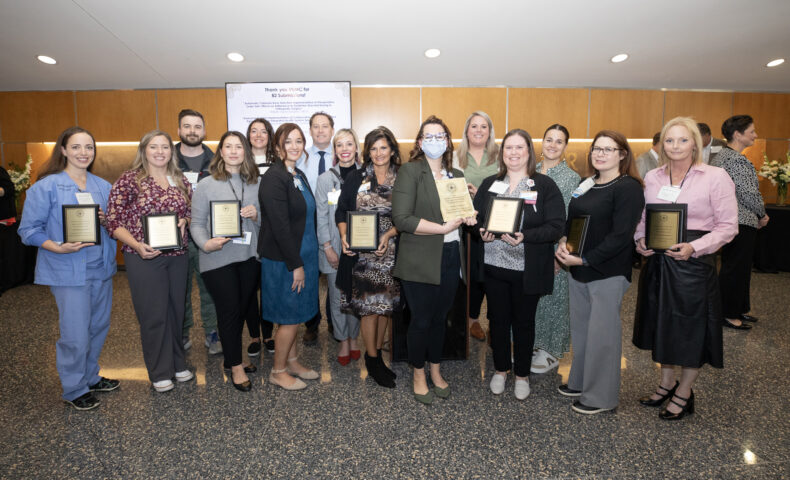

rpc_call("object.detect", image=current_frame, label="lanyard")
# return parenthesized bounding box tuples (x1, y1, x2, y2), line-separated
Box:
(228, 178, 244, 202)
(668, 163, 692, 189)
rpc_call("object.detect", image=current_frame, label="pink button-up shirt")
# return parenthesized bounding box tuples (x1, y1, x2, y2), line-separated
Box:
(635, 163, 738, 257)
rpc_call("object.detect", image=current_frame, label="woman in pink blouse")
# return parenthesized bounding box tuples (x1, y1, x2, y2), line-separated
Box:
(632, 117, 738, 420)
(106, 130, 194, 393)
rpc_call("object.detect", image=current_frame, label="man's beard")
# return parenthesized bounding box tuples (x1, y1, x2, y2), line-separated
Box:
(180, 134, 204, 147)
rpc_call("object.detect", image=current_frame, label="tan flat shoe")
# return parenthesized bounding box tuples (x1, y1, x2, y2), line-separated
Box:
(269, 368, 307, 390)
(470, 321, 486, 341)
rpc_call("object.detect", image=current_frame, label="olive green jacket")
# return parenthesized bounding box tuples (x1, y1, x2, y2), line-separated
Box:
(392, 158, 467, 285)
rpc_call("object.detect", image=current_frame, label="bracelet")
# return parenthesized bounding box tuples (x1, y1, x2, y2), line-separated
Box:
(323, 244, 333, 250)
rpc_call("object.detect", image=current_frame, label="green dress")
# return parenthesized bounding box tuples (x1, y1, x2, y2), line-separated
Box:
(533, 161, 580, 357)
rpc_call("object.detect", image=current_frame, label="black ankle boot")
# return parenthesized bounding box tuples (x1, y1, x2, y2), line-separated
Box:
(377, 349, 396, 379)
(365, 353, 395, 388)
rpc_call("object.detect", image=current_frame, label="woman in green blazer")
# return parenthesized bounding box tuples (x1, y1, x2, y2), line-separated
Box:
(392, 116, 477, 405)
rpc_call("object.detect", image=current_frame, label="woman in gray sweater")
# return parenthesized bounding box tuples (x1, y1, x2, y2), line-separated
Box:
(190, 131, 261, 392)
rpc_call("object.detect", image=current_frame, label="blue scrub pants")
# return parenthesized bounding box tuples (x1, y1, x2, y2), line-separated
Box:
(50, 276, 113, 401)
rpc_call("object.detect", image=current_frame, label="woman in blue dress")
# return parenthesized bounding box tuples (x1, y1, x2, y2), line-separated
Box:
(258, 123, 320, 390)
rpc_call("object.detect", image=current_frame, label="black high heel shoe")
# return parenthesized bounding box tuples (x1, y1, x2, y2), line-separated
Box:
(659, 390, 695, 420)
(639, 381, 678, 407)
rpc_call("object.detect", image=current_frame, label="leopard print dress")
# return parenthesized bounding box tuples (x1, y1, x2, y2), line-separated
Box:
(340, 172, 402, 317)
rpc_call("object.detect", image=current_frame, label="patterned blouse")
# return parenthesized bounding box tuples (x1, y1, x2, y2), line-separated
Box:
(106, 170, 192, 256)
(711, 147, 766, 228)
(483, 175, 533, 271)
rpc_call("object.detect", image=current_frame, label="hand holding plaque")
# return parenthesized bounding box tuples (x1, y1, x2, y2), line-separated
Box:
(645, 204, 687, 252)
(484, 197, 523, 237)
(143, 212, 182, 251)
(62, 204, 101, 245)
(565, 215, 590, 256)
(436, 178, 475, 222)
(210, 200, 242, 238)
(347, 211, 379, 251)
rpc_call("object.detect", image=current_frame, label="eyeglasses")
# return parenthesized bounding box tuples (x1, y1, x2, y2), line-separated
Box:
(423, 133, 447, 141)
(591, 146, 621, 155)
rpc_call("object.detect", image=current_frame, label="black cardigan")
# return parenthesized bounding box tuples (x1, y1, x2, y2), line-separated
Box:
(472, 173, 566, 296)
(257, 161, 314, 271)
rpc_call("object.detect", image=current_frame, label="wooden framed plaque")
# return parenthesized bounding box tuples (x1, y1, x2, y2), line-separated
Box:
(143, 212, 182, 251)
(347, 211, 379, 251)
(484, 197, 523, 237)
(62, 204, 101, 244)
(210, 200, 242, 238)
(645, 203, 687, 252)
(566, 215, 590, 257)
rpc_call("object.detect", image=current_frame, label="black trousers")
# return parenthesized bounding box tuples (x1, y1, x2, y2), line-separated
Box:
(201, 257, 260, 368)
(484, 264, 540, 378)
(468, 235, 486, 319)
(245, 273, 273, 340)
(719, 225, 757, 317)
(403, 241, 460, 368)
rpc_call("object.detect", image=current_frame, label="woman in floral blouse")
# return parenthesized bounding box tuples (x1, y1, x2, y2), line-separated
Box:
(106, 130, 194, 393)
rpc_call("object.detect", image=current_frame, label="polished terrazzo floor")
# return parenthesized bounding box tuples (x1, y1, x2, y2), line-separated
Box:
(0, 269, 788, 479)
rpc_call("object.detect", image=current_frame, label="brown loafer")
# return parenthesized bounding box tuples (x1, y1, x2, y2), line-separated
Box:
(469, 321, 486, 341)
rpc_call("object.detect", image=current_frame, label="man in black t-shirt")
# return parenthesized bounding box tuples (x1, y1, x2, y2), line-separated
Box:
(175, 109, 221, 355)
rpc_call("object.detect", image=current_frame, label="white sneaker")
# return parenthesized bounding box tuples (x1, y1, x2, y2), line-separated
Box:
(530, 349, 559, 374)
(153, 379, 174, 392)
(175, 370, 194, 383)
(489, 373, 506, 395)
(515, 379, 530, 400)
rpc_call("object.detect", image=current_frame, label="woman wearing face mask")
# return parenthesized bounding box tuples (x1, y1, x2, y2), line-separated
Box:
(335, 127, 401, 387)
(106, 130, 193, 393)
(258, 123, 319, 390)
(392, 116, 477, 405)
(453, 111, 500, 342)
(633, 117, 737, 420)
(711, 115, 768, 330)
(473, 129, 565, 400)
(18, 127, 119, 410)
(531, 124, 581, 374)
(190, 131, 261, 392)
(316, 128, 362, 366)
(555, 130, 644, 415)
(244, 118, 276, 358)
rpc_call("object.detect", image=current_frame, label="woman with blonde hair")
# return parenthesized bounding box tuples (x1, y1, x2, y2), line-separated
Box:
(106, 130, 194, 393)
(633, 117, 738, 420)
(453, 111, 499, 341)
(190, 131, 261, 392)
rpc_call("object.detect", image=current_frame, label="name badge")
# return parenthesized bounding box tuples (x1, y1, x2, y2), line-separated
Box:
(293, 178, 302, 189)
(711, 146, 722, 154)
(167, 176, 177, 187)
(489, 181, 508, 194)
(520, 191, 538, 204)
(232, 231, 252, 245)
(358, 182, 370, 192)
(75, 192, 95, 205)
(572, 177, 595, 198)
(183, 172, 199, 189)
(657, 185, 682, 203)
(328, 189, 341, 205)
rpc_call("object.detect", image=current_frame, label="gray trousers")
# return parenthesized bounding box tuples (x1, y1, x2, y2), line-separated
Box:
(568, 275, 630, 409)
(125, 253, 189, 383)
(327, 271, 360, 341)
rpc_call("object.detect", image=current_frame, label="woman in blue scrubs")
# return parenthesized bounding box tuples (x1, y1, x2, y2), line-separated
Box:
(18, 127, 119, 411)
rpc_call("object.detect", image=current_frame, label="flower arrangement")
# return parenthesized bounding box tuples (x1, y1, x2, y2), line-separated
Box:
(759, 151, 790, 205)
(8, 154, 33, 214)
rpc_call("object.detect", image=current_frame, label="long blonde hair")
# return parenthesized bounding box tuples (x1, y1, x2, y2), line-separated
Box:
(131, 130, 190, 204)
(658, 117, 704, 167)
(456, 111, 498, 169)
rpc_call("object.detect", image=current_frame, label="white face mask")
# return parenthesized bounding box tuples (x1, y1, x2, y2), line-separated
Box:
(422, 139, 447, 159)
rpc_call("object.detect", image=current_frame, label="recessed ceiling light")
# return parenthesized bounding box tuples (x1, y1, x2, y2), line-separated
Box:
(610, 53, 629, 63)
(766, 58, 785, 67)
(227, 52, 245, 62)
(424, 48, 441, 59)
(37, 55, 57, 65)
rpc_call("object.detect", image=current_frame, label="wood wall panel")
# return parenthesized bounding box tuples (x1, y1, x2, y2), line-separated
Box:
(663, 91, 733, 136)
(509, 88, 589, 139)
(351, 87, 420, 141)
(421, 88, 507, 140)
(589, 89, 664, 139)
(0, 91, 75, 142)
(157, 88, 227, 141)
(2, 143, 28, 170)
(76, 90, 156, 142)
(733, 93, 790, 139)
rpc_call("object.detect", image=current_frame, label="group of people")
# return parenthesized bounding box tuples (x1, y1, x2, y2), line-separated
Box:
(18, 107, 767, 418)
